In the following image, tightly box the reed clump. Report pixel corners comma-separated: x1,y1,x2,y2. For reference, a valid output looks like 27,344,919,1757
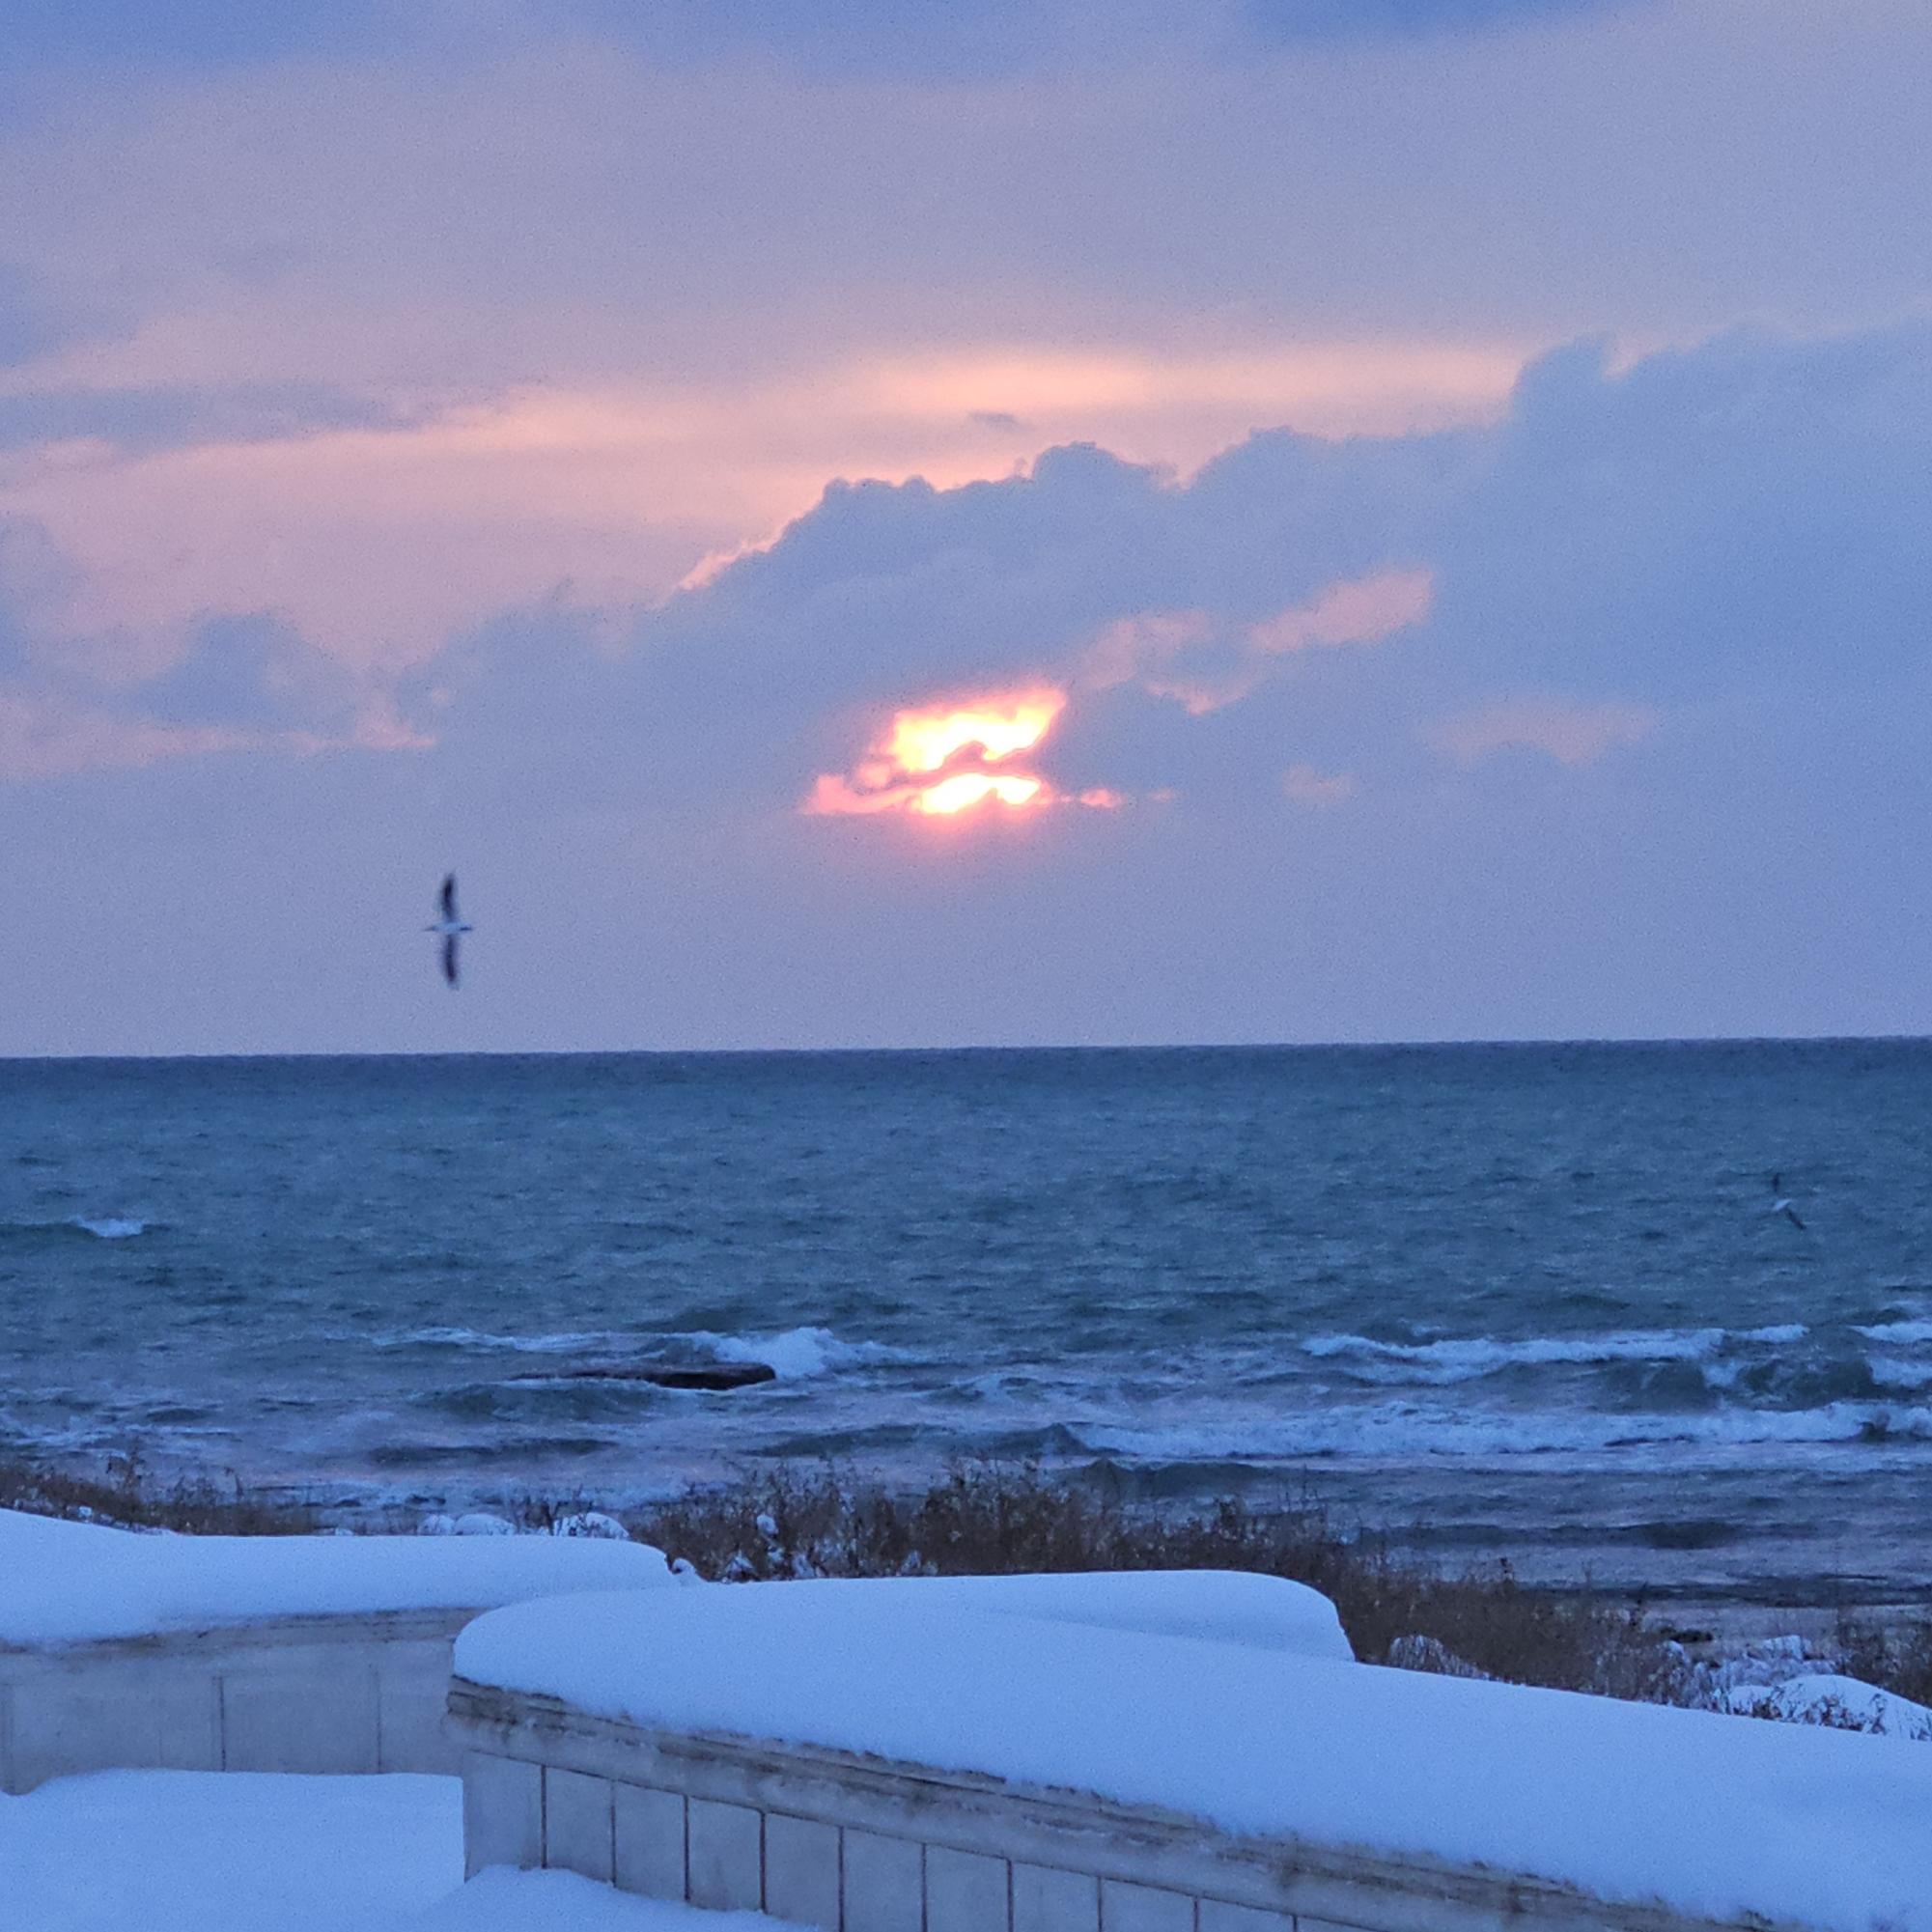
629,1461,1686,1701
0,1450,317,1536
7,1450,1924,1721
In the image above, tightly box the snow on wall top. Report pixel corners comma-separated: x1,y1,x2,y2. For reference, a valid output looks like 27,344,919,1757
783,1569,1353,1662
456,1584,1932,1932
0,1508,675,1647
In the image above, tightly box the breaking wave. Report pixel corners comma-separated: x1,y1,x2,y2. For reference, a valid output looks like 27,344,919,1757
0,1215,152,1242
368,1321,908,1383
682,1326,910,1381
1299,1324,1810,1384
370,1326,620,1354
1071,1399,1932,1465
1854,1319,1932,1345
70,1216,149,1240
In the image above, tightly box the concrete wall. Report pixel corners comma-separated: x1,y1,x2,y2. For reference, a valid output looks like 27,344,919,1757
0,1610,473,1794
449,1680,1764,1932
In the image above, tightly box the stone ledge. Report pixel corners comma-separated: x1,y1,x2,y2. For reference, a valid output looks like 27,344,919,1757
448,1679,1800,1932
1,1609,479,1792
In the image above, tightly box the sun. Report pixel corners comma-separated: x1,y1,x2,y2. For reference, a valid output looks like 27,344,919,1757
806,688,1070,818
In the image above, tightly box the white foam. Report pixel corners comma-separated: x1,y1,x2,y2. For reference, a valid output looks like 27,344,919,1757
1869,1356,1932,1391
372,1327,616,1354
692,1326,905,1381
1299,1324,1806,1382
1856,1319,1932,1344
1070,1397,1932,1465
70,1216,148,1240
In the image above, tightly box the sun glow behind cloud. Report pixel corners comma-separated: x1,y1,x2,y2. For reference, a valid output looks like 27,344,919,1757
886,692,1063,775
913,771,1044,814
807,686,1102,818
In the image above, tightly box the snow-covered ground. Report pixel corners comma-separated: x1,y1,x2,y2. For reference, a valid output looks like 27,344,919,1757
6,1506,1928,1928
1717,1667,1932,1735
0,1771,790,1932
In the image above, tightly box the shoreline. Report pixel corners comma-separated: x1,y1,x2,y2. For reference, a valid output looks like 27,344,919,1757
7,1451,1931,1737
11,1446,1928,1636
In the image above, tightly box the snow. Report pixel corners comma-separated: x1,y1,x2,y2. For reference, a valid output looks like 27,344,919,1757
780,1568,1353,1661
0,1772,459,1930
411,1871,792,1932
1686,1633,1932,1738
450,1513,519,1537
0,1771,801,1931
0,1508,675,1648
1721,1671,1932,1736
457,1585,1932,1932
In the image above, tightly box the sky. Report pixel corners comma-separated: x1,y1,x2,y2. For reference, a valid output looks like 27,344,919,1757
1,0,1928,1053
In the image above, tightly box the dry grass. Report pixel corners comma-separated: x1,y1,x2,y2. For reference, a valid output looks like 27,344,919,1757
4,1449,1920,1722
0,1450,317,1536
630,1462,1688,1701
1835,1612,1932,1709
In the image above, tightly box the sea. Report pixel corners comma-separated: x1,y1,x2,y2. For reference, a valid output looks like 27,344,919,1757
3,1042,1930,1610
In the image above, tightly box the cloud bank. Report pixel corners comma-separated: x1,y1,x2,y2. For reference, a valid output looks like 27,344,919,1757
3,318,1930,1048
402,322,1927,831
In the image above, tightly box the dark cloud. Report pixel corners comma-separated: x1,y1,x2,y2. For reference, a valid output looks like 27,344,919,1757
0,263,62,369
1245,0,1636,42
0,380,408,454
136,613,363,736
0,0,1642,94
415,320,1932,829
0,1,402,74
1436,325,1932,699
0,518,366,768
9,321,1932,1050
0,543,30,680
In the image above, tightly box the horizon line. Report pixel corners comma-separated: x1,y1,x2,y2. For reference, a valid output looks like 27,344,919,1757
3,1030,1928,1066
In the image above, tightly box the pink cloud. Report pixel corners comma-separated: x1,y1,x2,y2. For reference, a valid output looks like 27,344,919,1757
1430,697,1661,768
1246,568,1434,658
0,691,247,784
1086,568,1435,714
1283,764,1358,804
0,343,1500,664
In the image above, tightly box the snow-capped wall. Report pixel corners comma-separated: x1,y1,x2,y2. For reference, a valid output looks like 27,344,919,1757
777,1568,1352,1662
0,1508,678,1793
0,1507,674,1648
454,1584,1932,1932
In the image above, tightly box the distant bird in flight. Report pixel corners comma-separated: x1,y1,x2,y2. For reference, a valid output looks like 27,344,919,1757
428,874,472,988
1769,1174,1806,1231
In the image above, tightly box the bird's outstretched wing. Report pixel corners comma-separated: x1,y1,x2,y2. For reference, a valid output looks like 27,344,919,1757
440,874,458,920
1782,1206,1806,1231
442,935,460,988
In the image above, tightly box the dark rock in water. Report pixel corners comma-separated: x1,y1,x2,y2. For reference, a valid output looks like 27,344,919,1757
563,1361,777,1391
647,1362,778,1391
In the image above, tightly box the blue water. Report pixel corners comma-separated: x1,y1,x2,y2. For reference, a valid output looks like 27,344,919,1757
4,1043,1931,1605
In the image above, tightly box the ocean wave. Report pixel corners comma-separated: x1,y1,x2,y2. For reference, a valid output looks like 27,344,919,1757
371,1326,621,1354
684,1326,908,1381
0,1215,152,1241
1868,1355,1932,1392
70,1216,149,1240
369,1321,906,1384
1299,1323,1807,1382
1070,1398,1932,1465
1854,1319,1932,1345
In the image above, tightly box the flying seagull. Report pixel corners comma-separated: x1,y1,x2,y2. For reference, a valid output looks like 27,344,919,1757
428,874,473,988
1769,1174,1806,1231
